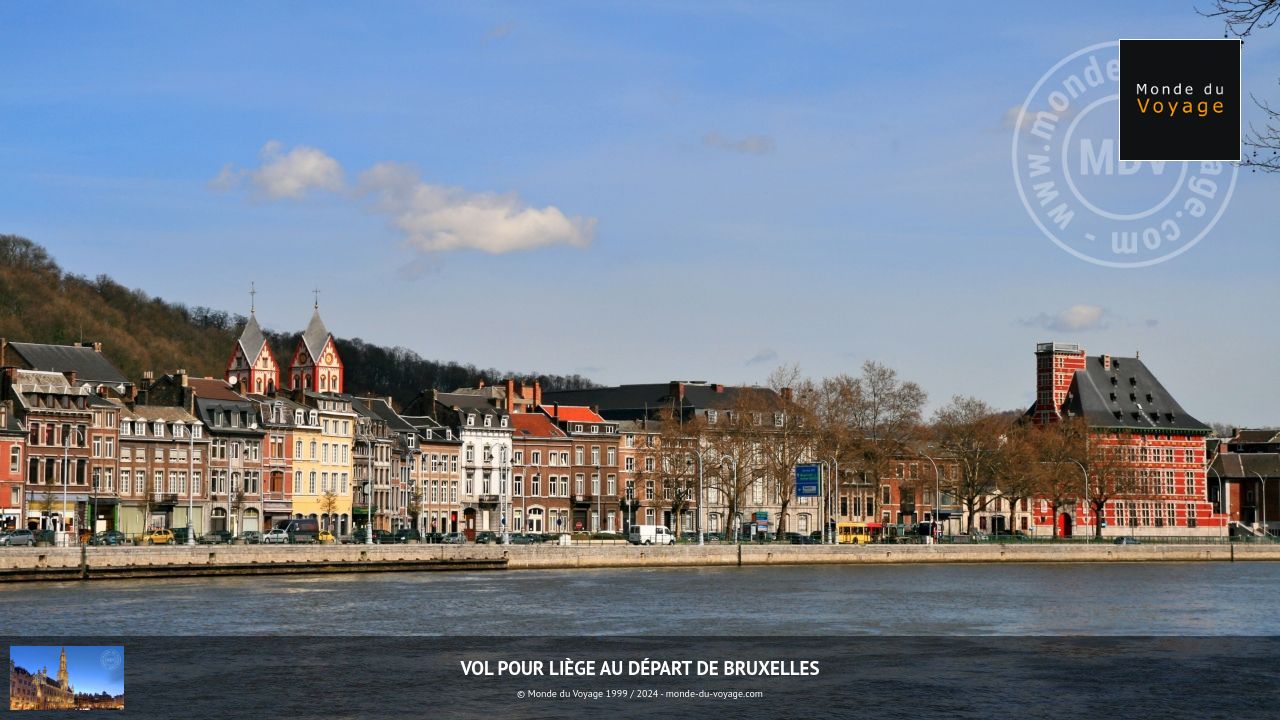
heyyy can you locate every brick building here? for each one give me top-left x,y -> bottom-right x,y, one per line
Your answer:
0,401 -> 24,531
1208,429 -> 1280,535
114,402 -> 208,536
509,411 -> 572,534
1029,342 -> 1219,537
539,405 -> 622,533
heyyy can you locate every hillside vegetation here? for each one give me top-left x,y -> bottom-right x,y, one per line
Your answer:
0,234 -> 595,404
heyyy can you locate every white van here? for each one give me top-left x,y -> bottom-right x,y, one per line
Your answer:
629,524 -> 676,546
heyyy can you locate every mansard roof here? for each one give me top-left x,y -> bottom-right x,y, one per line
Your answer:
1062,354 -> 1210,434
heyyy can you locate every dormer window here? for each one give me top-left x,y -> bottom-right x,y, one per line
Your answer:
707,410 -> 717,424
774,412 -> 784,427
574,424 -> 583,433
136,422 -> 147,437
120,421 -> 131,436
590,425 -> 598,434
153,421 -> 165,436
500,417 -> 507,428
484,415 -> 492,427
468,414 -> 476,426
173,423 -> 185,438
192,425 -> 203,439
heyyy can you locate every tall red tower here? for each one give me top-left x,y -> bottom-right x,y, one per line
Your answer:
289,298 -> 343,394
1032,341 -> 1086,425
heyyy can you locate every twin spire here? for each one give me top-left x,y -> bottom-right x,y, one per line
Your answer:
229,283 -> 341,394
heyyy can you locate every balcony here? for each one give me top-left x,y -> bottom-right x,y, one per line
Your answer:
478,494 -> 500,506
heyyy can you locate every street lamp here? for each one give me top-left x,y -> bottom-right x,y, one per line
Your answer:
61,425 -> 86,546
1207,465 -> 1226,534
1252,471 -> 1268,539
186,423 -> 197,545
362,480 -> 373,545
920,452 -> 941,543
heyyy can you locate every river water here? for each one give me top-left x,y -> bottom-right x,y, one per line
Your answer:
2,562 -> 1276,636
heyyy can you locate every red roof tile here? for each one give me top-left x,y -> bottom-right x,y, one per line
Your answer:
538,405 -> 604,423
510,413 -> 567,438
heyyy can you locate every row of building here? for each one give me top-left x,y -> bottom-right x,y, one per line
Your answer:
0,304 -> 1275,540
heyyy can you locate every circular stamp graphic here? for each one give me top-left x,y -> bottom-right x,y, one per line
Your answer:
1011,41 -> 1237,268
100,647 -> 122,671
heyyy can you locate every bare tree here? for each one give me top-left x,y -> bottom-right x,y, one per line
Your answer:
841,362 -> 928,522
704,394 -> 764,543
932,396 -> 1004,533
1200,0 -> 1280,170
1077,427 -> 1140,540
318,490 -> 339,533
991,422 -> 1040,535
753,366 -> 814,536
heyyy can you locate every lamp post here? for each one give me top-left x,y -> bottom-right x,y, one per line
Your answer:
1252,471 -> 1268,539
62,425 -> 85,546
921,452 -> 941,543
695,448 -> 705,546
1207,465 -> 1226,537
1069,458 -> 1089,543
186,423 -> 197,545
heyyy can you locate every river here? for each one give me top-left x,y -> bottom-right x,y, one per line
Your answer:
2,562 -> 1276,636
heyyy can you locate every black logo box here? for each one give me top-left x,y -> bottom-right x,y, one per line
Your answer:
1119,38 -> 1241,162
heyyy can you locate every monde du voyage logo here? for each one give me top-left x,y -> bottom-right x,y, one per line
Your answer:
1012,40 -> 1240,268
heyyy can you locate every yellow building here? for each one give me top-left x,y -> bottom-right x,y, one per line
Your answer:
290,393 -> 356,535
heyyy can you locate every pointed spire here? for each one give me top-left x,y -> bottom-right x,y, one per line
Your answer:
302,305 -> 330,361
250,282 -> 257,315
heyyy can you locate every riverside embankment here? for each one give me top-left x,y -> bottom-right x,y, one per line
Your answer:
1,541 -> 1277,581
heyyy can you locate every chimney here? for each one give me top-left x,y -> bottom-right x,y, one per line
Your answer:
93,341 -> 103,353
552,402 -> 559,420
176,369 -> 188,388
533,380 -> 542,407
1102,355 -> 1112,370
478,379 -> 485,389
63,370 -> 77,386
505,379 -> 516,414
781,387 -> 793,402
669,381 -> 685,404
713,384 -> 724,393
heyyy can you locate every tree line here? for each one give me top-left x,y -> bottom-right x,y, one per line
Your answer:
0,234 -> 597,406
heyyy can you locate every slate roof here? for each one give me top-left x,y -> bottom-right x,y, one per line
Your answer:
542,382 -> 784,420
352,396 -> 415,432
1233,429 -> 1280,445
1211,452 -> 1280,479
435,392 -> 508,416
6,342 -> 128,386
300,308 -> 331,361
1059,355 -> 1210,434
236,313 -> 270,361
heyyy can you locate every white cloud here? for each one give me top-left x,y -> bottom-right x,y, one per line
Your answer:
209,140 -> 344,200
358,162 -> 596,254
1021,304 -> 1109,332
703,131 -> 776,155
212,143 -> 596,255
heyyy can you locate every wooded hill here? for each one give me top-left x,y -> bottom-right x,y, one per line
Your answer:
0,234 -> 597,404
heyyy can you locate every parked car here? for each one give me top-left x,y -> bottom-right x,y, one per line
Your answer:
237,530 -> 263,544
89,530 -> 127,546
784,532 -> 816,545
508,533 -> 539,545
393,529 -> 422,544
350,527 -> 394,544
199,530 -> 233,544
1114,536 -> 1141,545
474,531 -> 499,544
317,530 -> 336,544
421,532 -> 443,544
261,528 -> 291,544
278,518 -> 319,543
441,532 -> 467,544
0,529 -> 35,546
144,529 -> 175,545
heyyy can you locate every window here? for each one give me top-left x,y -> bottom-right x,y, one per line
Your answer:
575,447 -> 584,465
9,447 -> 19,473
576,474 -> 585,495
607,448 -> 616,466
309,472 -> 317,494
483,415 -> 492,427
532,475 -> 541,496
625,457 -> 635,471
607,474 -> 616,495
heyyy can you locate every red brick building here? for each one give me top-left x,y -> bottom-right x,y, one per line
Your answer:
509,412 -> 571,534
539,405 -> 622,533
1029,342 -> 1220,537
0,400 -> 24,531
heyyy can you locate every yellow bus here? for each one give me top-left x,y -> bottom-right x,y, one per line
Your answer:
836,522 -> 883,545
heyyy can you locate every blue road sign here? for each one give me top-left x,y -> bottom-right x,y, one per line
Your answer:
795,463 -> 821,497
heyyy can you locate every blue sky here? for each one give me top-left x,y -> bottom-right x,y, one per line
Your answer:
2,1 -> 1277,425
9,645 -> 124,695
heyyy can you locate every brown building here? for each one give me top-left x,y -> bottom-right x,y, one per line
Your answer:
509,412 -> 572,534
402,414 -> 463,533
539,405 -> 623,533
0,400 -> 24,531
114,401 -> 209,536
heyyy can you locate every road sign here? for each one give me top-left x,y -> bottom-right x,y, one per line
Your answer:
795,463 -> 821,497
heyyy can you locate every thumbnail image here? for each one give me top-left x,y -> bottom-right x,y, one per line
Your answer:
9,646 -> 124,711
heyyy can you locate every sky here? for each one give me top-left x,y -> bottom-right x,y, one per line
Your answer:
9,645 -> 125,695
2,1 -> 1278,426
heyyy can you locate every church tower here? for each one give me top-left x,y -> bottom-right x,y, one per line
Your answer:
226,284 -> 281,394
57,647 -> 68,690
289,294 -> 343,394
